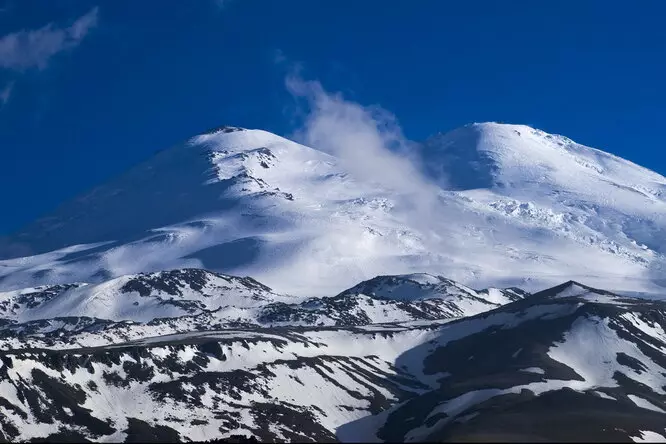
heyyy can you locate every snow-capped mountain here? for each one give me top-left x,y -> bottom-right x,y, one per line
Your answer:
1,122 -> 666,442
1,123 -> 665,297
0,279 -> 664,442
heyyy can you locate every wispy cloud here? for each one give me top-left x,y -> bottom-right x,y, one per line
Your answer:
213,0 -> 233,10
284,67 -> 446,241
286,69 -> 432,195
0,81 -> 14,105
0,7 -> 98,71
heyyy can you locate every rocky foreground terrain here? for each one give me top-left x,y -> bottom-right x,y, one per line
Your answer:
0,271 -> 664,442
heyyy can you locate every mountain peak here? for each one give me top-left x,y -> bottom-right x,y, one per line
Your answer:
423,120 -> 666,192
338,273 -> 525,309
201,125 -> 247,135
469,121 -> 536,131
529,280 -> 637,306
533,280 -> 594,299
432,121 -> 541,138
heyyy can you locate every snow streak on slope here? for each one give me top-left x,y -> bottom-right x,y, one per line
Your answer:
1,123 -> 666,296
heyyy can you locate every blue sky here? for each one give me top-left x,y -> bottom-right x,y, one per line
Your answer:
0,0 -> 664,234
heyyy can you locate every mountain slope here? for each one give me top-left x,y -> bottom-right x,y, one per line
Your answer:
421,122 -> 666,294
345,281 -> 666,442
1,123 -> 665,298
0,281 -> 665,442
0,270 -> 526,351
0,324 -> 435,443
0,126 -> 421,297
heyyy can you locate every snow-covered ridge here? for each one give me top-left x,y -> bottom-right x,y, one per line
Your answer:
0,269 -> 297,324
339,273 -> 527,312
0,270 -> 528,349
425,122 -> 666,188
529,279 -> 649,305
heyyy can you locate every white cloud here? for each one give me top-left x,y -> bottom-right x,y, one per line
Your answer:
0,81 -> 14,105
68,7 -> 99,40
273,49 -> 287,65
286,73 -> 418,190
213,0 -> 232,10
284,70 -> 445,238
0,7 -> 98,71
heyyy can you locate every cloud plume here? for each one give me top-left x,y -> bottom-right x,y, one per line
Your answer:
0,7 -> 98,71
213,0 -> 233,11
286,73 -> 429,192
0,81 -> 14,105
285,71 -> 442,220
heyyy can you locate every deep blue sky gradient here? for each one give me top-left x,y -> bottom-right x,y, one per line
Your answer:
0,0 -> 664,234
